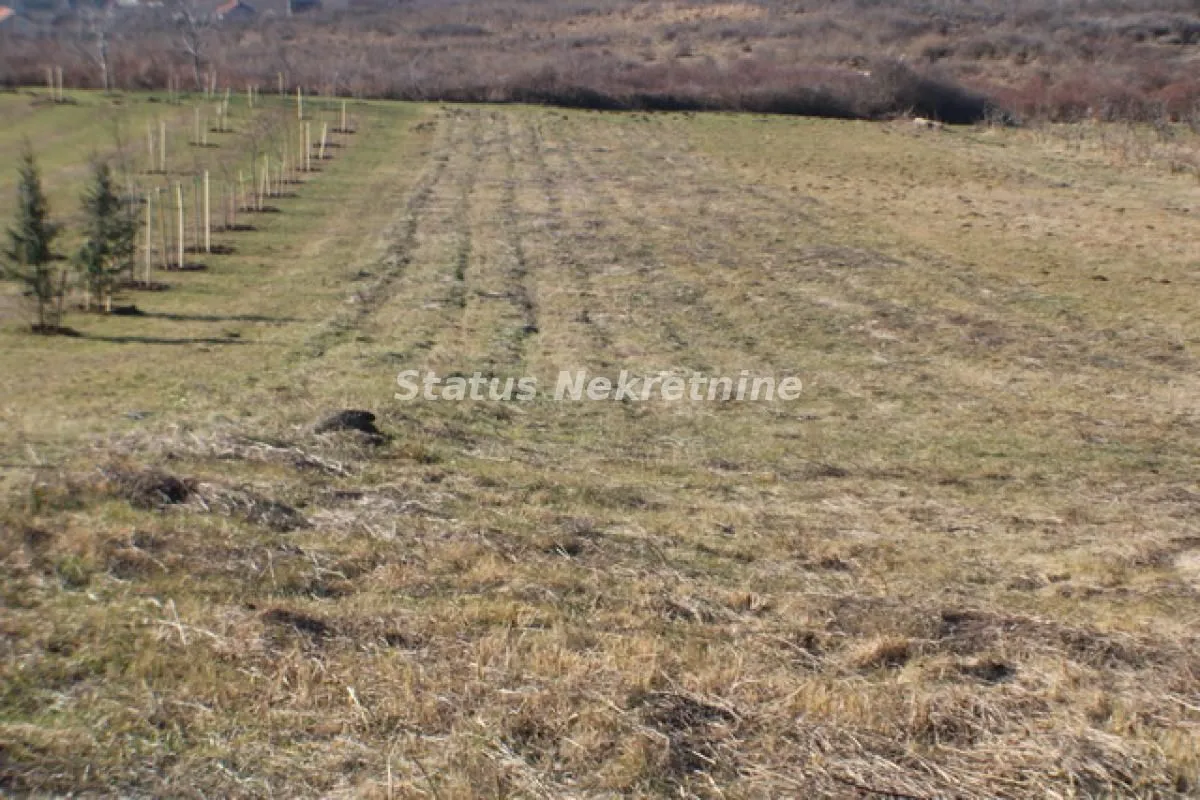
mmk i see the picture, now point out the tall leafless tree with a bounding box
[77,5,116,92]
[164,0,212,91]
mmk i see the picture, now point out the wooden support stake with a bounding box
[278,71,284,97]
[144,191,153,284]
[159,120,167,173]
[55,66,63,102]
[175,183,184,268]
[255,157,263,210]
[296,86,303,120]
[193,106,200,145]
[147,123,155,172]
[156,187,168,269]
[203,170,211,253]
[46,67,53,98]
[341,99,347,131]
[304,122,311,172]
[319,123,327,161]
[192,178,201,254]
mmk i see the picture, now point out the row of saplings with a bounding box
[4,149,142,334]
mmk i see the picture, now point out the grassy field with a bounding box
[1,90,1199,797]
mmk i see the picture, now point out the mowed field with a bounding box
[1,90,1199,797]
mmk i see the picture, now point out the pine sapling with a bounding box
[3,148,64,332]
[76,160,138,312]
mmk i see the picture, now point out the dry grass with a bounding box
[1,96,1199,797]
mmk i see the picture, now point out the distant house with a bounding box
[215,0,254,20]
[251,0,344,16]
[0,5,16,24]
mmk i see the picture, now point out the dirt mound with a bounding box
[314,409,384,440]
[262,608,332,639]
[101,465,194,509]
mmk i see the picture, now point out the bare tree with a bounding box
[164,0,212,91]
[76,5,116,92]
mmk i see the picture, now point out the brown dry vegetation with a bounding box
[1,0,1199,122]
[1,92,1200,797]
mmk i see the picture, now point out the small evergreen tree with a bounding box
[3,148,63,332]
[113,193,139,286]
[77,159,138,312]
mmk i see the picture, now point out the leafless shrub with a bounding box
[3,0,1196,123]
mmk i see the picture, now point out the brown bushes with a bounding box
[998,65,1200,122]
[1,0,1196,123]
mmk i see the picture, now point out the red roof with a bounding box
[216,0,254,15]
[0,6,16,23]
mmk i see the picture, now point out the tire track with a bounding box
[368,110,487,371]
[495,112,540,365]
[433,111,538,376]
[302,111,455,358]
[517,115,617,367]
[537,113,782,373]
[600,117,1129,377]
